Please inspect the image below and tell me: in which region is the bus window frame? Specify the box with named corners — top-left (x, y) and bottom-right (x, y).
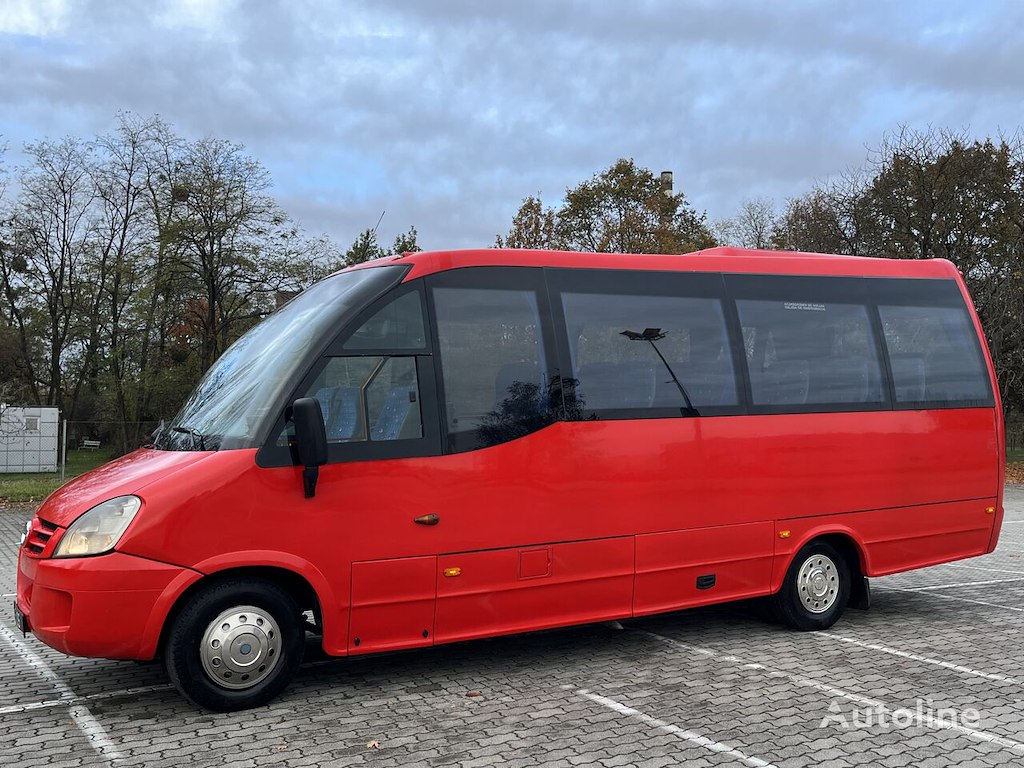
top-left (725, 273), bottom-right (895, 416)
top-left (546, 267), bottom-right (748, 421)
top-left (869, 278), bottom-right (995, 411)
top-left (425, 266), bottom-right (564, 455)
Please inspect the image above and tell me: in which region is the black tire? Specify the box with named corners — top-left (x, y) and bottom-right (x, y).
top-left (164, 579), bottom-right (304, 711)
top-left (771, 541), bottom-right (851, 631)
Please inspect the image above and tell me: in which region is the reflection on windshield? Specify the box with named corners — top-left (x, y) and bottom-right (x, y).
top-left (154, 266), bottom-right (404, 451)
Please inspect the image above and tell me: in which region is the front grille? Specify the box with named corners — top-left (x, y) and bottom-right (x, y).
top-left (24, 516), bottom-right (61, 557)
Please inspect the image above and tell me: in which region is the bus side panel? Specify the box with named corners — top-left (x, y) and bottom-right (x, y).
top-left (633, 522), bottom-right (774, 615)
top-left (522, 408), bottom-right (996, 543)
top-left (433, 537), bottom-right (633, 644)
top-left (122, 407), bottom-right (998, 656)
top-left (775, 497), bottom-right (995, 583)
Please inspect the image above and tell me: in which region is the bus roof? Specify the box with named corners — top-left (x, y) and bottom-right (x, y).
top-left (342, 247), bottom-right (962, 282)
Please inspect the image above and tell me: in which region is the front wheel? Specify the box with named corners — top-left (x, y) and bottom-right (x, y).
top-left (164, 579), bottom-right (304, 711)
top-left (771, 541), bottom-right (850, 631)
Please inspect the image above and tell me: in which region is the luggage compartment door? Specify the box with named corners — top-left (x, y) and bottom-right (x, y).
top-left (434, 537), bottom-right (633, 644)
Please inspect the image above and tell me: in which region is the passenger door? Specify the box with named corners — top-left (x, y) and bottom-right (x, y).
top-left (266, 283), bottom-right (447, 655)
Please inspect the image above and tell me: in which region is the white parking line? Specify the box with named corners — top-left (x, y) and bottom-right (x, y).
top-left (814, 632), bottom-right (1024, 687)
top-left (0, 625), bottom-right (123, 762)
top-left (940, 563), bottom-right (1024, 576)
top-left (903, 576), bottom-right (1024, 591)
top-left (640, 631), bottom-right (1024, 756)
top-left (876, 584), bottom-right (1024, 614)
top-left (0, 684), bottom-right (172, 716)
top-left (570, 686), bottom-right (777, 768)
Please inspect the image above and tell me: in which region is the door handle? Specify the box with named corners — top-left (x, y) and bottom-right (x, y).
top-left (413, 514), bottom-right (440, 526)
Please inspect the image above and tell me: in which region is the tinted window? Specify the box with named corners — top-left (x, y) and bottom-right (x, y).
top-left (561, 292), bottom-right (738, 413)
top-left (738, 300), bottom-right (885, 408)
top-left (879, 304), bottom-right (991, 404)
top-left (343, 289), bottom-right (426, 351)
top-left (433, 281), bottom-right (553, 450)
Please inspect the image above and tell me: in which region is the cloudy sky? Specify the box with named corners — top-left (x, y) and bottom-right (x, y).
top-left (2, 0), bottom-right (1022, 250)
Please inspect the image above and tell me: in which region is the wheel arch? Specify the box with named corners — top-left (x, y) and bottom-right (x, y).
top-left (144, 554), bottom-right (344, 660)
top-left (773, 526), bottom-right (871, 611)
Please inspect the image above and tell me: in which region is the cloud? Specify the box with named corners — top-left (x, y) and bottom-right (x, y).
top-left (1, 0), bottom-right (1023, 250)
top-left (154, 0), bottom-right (241, 35)
top-left (0, 0), bottom-right (69, 37)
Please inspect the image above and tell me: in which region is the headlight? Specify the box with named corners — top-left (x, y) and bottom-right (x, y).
top-left (53, 496), bottom-right (142, 558)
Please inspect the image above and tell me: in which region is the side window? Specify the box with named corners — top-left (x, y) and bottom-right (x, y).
top-left (432, 281), bottom-right (553, 450)
top-left (878, 305), bottom-right (992, 405)
top-left (560, 291), bottom-right (739, 413)
top-left (305, 356), bottom-right (422, 443)
top-left (738, 300), bottom-right (885, 408)
top-left (343, 290), bottom-right (426, 350)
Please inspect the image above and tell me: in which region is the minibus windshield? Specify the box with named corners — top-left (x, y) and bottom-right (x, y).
top-left (154, 266), bottom-right (405, 451)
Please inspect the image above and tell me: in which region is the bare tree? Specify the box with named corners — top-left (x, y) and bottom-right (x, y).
top-left (773, 167), bottom-right (875, 255)
top-left (773, 126), bottom-right (1024, 412)
top-left (1, 138), bottom-right (97, 411)
top-left (714, 197), bottom-right (777, 249)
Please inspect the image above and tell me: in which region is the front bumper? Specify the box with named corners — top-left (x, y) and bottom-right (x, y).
top-left (17, 547), bottom-right (190, 659)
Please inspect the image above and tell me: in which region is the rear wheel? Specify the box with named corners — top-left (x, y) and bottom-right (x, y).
top-left (771, 541), bottom-right (850, 631)
top-left (164, 579), bottom-right (304, 711)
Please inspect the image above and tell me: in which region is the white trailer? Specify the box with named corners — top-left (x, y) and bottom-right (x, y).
top-left (0, 406), bottom-right (60, 473)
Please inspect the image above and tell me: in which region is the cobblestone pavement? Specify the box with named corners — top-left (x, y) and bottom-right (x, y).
top-left (2, 489), bottom-right (1023, 768)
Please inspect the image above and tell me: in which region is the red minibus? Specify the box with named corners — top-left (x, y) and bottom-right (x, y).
top-left (15, 247), bottom-right (1004, 710)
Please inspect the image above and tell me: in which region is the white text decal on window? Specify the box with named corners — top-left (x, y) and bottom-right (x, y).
top-left (783, 302), bottom-right (826, 312)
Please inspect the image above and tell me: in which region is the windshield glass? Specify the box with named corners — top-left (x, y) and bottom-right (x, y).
top-left (154, 266), bottom-right (405, 451)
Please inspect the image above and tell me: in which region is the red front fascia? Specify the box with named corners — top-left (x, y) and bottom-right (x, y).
top-left (17, 550), bottom-right (198, 659)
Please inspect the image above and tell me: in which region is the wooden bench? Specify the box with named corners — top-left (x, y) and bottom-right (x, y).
top-left (81, 439), bottom-right (101, 450)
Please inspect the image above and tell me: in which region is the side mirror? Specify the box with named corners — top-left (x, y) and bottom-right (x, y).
top-left (292, 397), bottom-right (327, 498)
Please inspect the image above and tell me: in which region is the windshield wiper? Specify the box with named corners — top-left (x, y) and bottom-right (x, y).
top-left (149, 419), bottom-right (166, 449)
top-left (171, 425), bottom-right (207, 451)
